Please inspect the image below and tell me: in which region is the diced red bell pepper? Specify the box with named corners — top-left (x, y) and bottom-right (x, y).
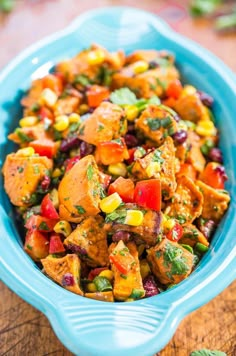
top-left (65, 155), bottom-right (80, 172)
top-left (109, 240), bottom-right (135, 274)
top-left (29, 139), bottom-right (57, 158)
top-left (87, 85), bottom-right (110, 107)
top-left (134, 179), bottom-right (161, 211)
top-left (88, 267), bottom-right (108, 281)
top-left (41, 193), bottom-right (60, 219)
top-left (108, 177), bottom-right (134, 203)
top-left (25, 214), bottom-right (58, 232)
top-left (177, 163), bottom-right (197, 181)
top-left (49, 233), bottom-right (65, 254)
top-left (42, 74), bottom-right (63, 96)
top-left (99, 171), bottom-right (112, 189)
top-left (166, 79), bottom-right (183, 99)
top-left (38, 106), bottom-right (54, 121)
top-left (24, 230), bottom-right (49, 261)
top-left (167, 223), bottom-right (183, 242)
top-left (96, 138), bottom-right (129, 165)
top-left (201, 162), bottom-right (227, 189)
top-left (127, 148), bottom-right (136, 164)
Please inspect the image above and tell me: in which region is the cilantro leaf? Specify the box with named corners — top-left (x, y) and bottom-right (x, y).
top-left (87, 164), bottom-right (94, 181)
top-left (110, 88), bottom-right (138, 105)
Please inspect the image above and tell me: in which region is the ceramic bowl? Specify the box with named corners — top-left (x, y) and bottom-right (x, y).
top-left (0, 7), bottom-right (235, 356)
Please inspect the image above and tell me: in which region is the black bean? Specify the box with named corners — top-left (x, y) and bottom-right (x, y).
top-left (197, 90), bottom-right (214, 108)
top-left (208, 147), bottom-right (223, 163)
top-left (112, 231), bottom-right (131, 243)
top-left (149, 60), bottom-right (159, 69)
top-left (143, 275), bottom-right (159, 297)
top-left (60, 135), bottom-right (81, 152)
top-left (80, 141), bottom-right (94, 157)
top-left (124, 134), bottom-right (138, 148)
top-left (172, 130), bottom-right (188, 144)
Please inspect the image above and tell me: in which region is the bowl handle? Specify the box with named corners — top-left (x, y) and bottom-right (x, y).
top-left (49, 298), bottom-right (179, 356)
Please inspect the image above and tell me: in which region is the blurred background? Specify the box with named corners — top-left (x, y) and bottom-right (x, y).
top-left (0, 1), bottom-right (235, 356)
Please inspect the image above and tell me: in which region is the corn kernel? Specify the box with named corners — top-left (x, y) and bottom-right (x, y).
top-left (124, 210), bottom-right (144, 226)
top-left (133, 60), bottom-right (149, 74)
top-left (181, 85), bottom-right (196, 97)
top-left (100, 192), bottom-right (122, 214)
top-left (164, 218), bottom-right (176, 231)
top-left (16, 147), bottom-right (35, 157)
top-left (54, 115), bottom-right (69, 132)
top-left (86, 282), bottom-right (97, 293)
top-left (69, 113), bottom-right (81, 123)
top-left (19, 116), bottom-right (38, 128)
top-left (145, 162), bottom-right (161, 178)
top-left (50, 188), bottom-right (59, 209)
top-left (54, 220), bottom-right (72, 237)
top-left (40, 88), bottom-right (58, 108)
top-left (87, 49), bottom-right (105, 65)
top-left (79, 104), bottom-right (89, 115)
top-left (195, 120), bottom-right (217, 137)
top-left (52, 168), bottom-right (62, 178)
top-left (124, 105), bottom-right (139, 121)
top-left (108, 163), bottom-right (127, 177)
top-left (99, 270), bottom-right (114, 282)
top-left (140, 260), bottom-right (151, 279)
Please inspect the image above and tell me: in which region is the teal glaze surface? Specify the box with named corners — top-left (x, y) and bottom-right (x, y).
top-left (0, 7), bottom-right (236, 356)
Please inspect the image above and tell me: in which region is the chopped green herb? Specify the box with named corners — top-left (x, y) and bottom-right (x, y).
top-left (30, 103), bottom-right (40, 112)
top-left (180, 244), bottom-right (194, 254)
top-left (33, 165), bottom-right (40, 174)
top-left (129, 288), bottom-right (145, 299)
top-left (78, 125), bottom-right (85, 136)
top-left (26, 244), bottom-right (32, 250)
top-left (74, 74), bottom-right (92, 86)
top-left (195, 242), bottom-right (209, 254)
top-left (190, 349), bottom-right (226, 356)
top-left (64, 197), bottom-right (70, 201)
top-left (146, 118), bottom-right (161, 131)
top-left (17, 166), bottom-right (24, 173)
top-left (15, 128), bottom-right (33, 143)
top-left (86, 164), bottom-right (94, 181)
top-left (38, 221), bottom-right (50, 231)
top-left (93, 276), bottom-right (112, 292)
top-left (152, 149), bottom-right (164, 164)
top-left (120, 273), bottom-right (128, 279)
top-left (156, 78), bottom-right (167, 90)
top-left (176, 215), bottom-right (187, 224)
top-left (163, 241), bottom-right (190, 276)
top-left (97, 123), bottom-right (105, 132)
top-left (69, 122), bottom-right (80, 133)
top-left (110, 87), bottom-right (137, 106)
top-left (105, 209), bottom-right (127, 224)
top-left (74, 205), bottom-right (86, 214)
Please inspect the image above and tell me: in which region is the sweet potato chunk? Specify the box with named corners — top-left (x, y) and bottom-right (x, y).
top-left (41, 254), bottom-right (83, 295)
top-left (165, 176), bottom-right (203, 223)
top-left (135, 105), bottom-right (177, 146)
top-left (106, 204), bottom-right (162, 247)
top-left (196, 180), bottom-right (230, 222)
top-left (58, 155), bottom-right (101, 222)
top-left (126, 50), bottom-right (175, 65)
top-left (85, 291), bottom-right (114, 302)
top-left (77, 102), bottom-right (126, 146)
top-left (186, 131), bottom-right (206, 173)
top-left (179, 223), bottom-right (209, 247)
top-left (174, 93), bottom-right (208, 123)
top-left (54, 96), bottom-right (81, 116)
top-left (132, 137), bottom-right (177, 199)
top-left (110, 241), bottom-right (145, 301)
top-left (147, 238), bottom-right (194, 284)
top-left (64, 216), bottom-right (109, 267)
top-left (21, 78), bottom-right (43, 107)
top-left (112, 65), bottom-right (179, 99)
top-left (8, 123), bottom-right (52, 145)
top-left (2, 154), bottom-right (52, 207)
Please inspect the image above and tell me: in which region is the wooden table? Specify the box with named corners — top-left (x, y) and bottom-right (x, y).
top-left (0, 1), bottom-right (235, 355)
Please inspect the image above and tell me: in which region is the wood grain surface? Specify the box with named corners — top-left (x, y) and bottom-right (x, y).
top-left (0, 1), bottom-right (236, 355)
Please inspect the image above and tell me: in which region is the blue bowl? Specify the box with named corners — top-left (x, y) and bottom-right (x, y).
top-left (0, 7), bottom-right (235, 356)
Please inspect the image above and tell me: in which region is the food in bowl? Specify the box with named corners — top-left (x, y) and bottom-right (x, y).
top-left (2, 44), bottom-right (230, 302)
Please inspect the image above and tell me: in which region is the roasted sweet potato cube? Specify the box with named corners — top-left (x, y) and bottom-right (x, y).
top-left (112, 65), bottom-right (179, 99)
top-left (2, 154), bottom-right (53, 207)
top-left (54, 96), bottom-right (81, 116)
top-left (135, 105), bottom-right (177, 146)
top-left (147, 238), bottom-right (194, 285)
top-left (64, 216), bottom-right (109, 267)
top-left (58, 155), bottom-right (101, 222)
top-left (107, 204), bottom-right (162, 247)
top-left (132, 137), bottom-right (177, 200)
top-left (196, 180), bottom-right (230, 222)
top-left (110, 241), bottom-right (145, 301)
top-left (85, 291), bottom-right (114, 302)
top-left (186, 131), bottom-right (206, 173)
top-left (179, 223), bottom-right (209, 247)
top-left (165, 175), bottom-right (203, 223)
top-left (174, 93), bottom-right (208, 123)
top-left (41, 254), bottom-right (83, 295)
top-left (125, 50), bottom-right (175, 65)
top-left (77, 102), bottom-right (126, 146)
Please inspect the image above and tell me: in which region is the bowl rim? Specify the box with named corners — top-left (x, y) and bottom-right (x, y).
top-left (0, 6), bottom-right (236, 356)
